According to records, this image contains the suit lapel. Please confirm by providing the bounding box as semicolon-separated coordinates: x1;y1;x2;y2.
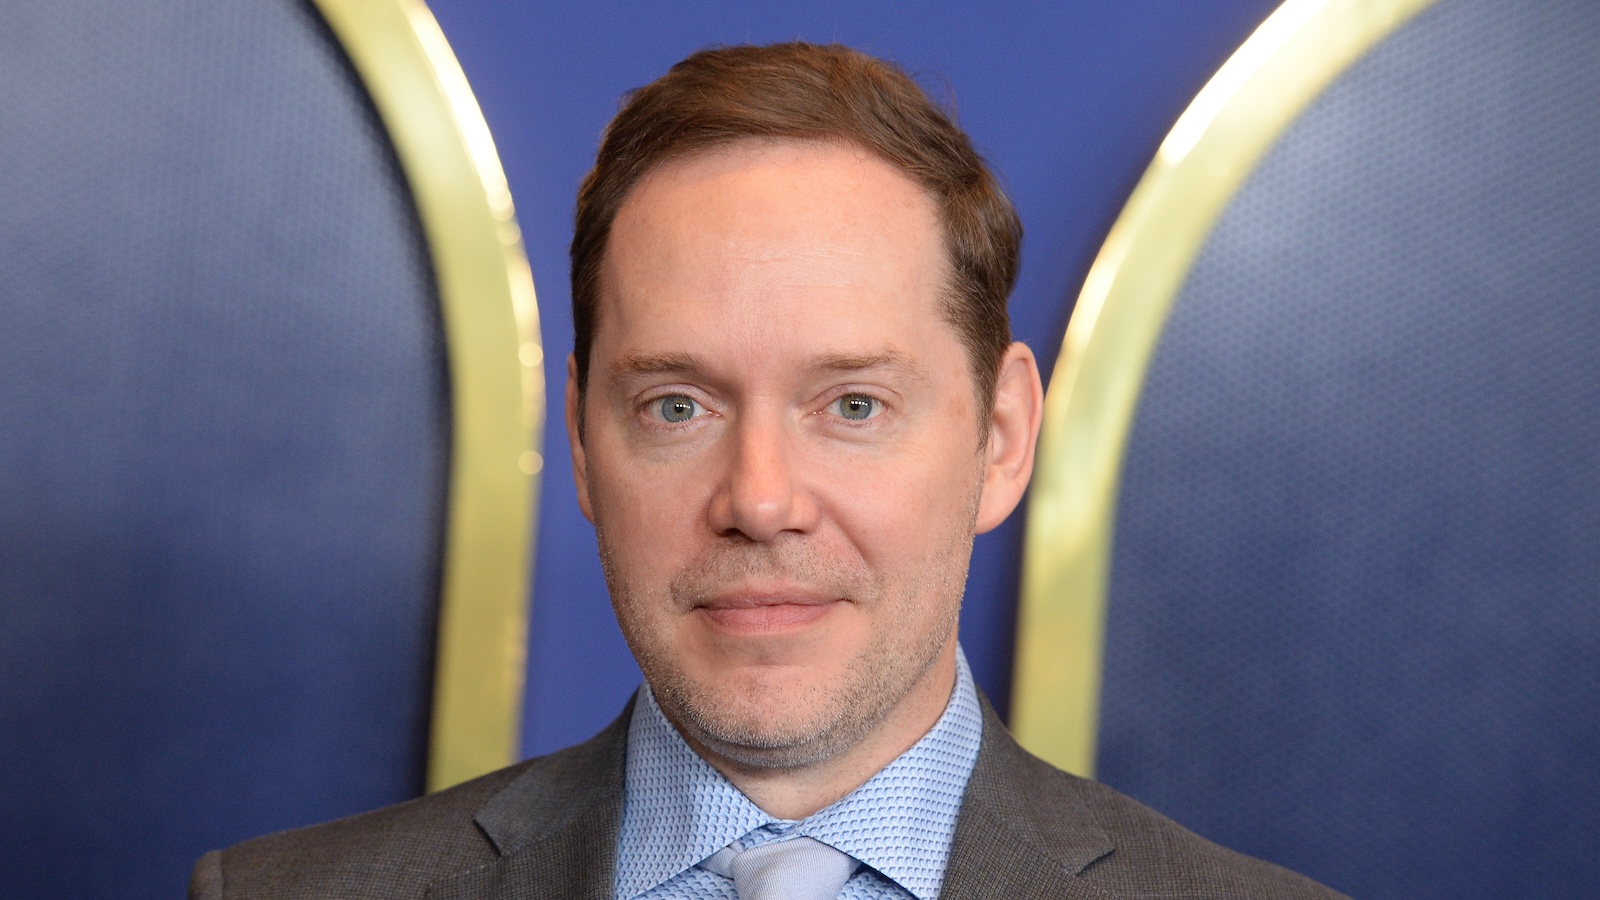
426;701;633;900
941;695;1117;900
421;693;1116;899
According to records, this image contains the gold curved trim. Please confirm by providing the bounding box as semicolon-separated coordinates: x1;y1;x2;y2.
1011;0;1436;777
312;0;543;791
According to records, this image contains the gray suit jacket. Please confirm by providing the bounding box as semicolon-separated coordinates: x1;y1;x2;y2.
191;697;1345;899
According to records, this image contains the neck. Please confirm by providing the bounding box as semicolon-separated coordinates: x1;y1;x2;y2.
682;643;960;820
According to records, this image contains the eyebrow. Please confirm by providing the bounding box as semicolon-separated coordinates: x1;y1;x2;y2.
805;350;926;380
607;349;931;384
609;351;707;380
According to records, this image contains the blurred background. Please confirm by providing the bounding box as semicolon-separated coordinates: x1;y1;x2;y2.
2;1;1595;897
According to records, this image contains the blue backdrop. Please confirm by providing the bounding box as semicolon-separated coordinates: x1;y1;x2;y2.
7;3;1595;898
1098;3;1600;895
0;1;448;894
422;0;1282;759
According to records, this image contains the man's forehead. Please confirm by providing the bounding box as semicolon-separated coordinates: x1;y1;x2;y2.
591;139;953;343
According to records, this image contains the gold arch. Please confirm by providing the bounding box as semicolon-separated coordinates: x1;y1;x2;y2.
311;0;544;791
1011;0;1436;777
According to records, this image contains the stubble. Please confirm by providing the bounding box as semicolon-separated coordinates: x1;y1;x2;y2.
596;482;979;773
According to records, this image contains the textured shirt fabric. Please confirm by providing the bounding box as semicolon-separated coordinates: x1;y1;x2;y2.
614;649;984;900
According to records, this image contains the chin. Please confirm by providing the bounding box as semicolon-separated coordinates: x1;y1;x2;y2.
654;667;866;769
682;705;864;772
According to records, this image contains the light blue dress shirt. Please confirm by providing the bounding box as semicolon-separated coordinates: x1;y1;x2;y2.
613;648;984;900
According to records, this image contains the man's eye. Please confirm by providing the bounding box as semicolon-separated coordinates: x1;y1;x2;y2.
654;395;700;423
833;394;880;421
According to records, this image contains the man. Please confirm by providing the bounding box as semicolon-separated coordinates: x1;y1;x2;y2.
193;42;1343;899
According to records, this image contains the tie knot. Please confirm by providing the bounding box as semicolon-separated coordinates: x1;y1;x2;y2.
704;836;859;900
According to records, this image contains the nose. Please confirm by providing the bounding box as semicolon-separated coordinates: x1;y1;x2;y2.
708;413;818;542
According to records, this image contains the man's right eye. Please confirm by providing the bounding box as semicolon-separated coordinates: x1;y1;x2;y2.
654;395;700;423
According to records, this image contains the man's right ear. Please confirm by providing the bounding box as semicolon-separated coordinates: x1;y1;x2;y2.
565;353;595;523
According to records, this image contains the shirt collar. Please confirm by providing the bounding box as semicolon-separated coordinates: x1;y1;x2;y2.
614;648;984;900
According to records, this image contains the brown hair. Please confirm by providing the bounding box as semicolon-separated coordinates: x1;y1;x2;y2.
570;42;1021;419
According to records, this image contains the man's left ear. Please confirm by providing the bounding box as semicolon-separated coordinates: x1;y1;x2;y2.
975;342;1044;534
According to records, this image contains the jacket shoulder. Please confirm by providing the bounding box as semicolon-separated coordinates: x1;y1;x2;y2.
191;705;632;900
190;760;532;900
1068;773;1347;899
951;696;1347;899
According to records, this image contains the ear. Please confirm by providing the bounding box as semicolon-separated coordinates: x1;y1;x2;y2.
565;353;596;524
975;342;1044;534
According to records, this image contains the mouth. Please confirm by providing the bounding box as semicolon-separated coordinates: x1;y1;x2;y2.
694;590;845;633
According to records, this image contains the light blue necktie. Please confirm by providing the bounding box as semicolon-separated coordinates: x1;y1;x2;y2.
703;836;860;900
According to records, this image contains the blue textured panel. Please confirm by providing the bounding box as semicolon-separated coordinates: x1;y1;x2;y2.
1099;1;1600;897
0;1;448;897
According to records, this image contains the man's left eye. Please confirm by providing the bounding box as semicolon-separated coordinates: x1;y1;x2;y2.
832;394;880;421
652;394;703;423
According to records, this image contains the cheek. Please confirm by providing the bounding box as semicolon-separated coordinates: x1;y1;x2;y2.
590;452;714;567
827;454;968;562
590;435;678;514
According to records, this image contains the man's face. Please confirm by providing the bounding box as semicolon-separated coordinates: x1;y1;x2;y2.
570;141;1014;772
